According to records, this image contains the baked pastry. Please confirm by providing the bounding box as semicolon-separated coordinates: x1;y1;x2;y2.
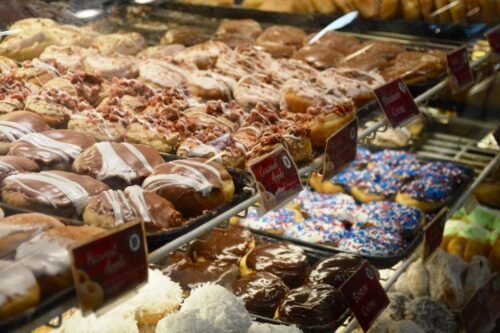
9;130;95;171
216;19;263;39
15;225;104;297
275;284;347;327
240;242;309;288
401;0;421;20
67;110;128;143
137;44;186;60
160;252;240;292
1;171;109;217
234;75;281;109
0;56;18;74
382;51;446;84
0;213;63;259
0;260;40;320
0;74;33;114
39;45;98;71
160;26;209;47
84;54;139;80
354;0;380;17
256;26;306;58
72;142;164;188
268;58;318;85
0;111;50;154
215;45;272;80
187;70;235;101
91;33;145;56
174;41;231;70
278;120;313;163
14;60;60;87
63;70;106;107
293;43;345;69
138;59;191;89
231;272;289;317
0;156;39;183
142;158;234;217
192;225;256;264
83;185;184;232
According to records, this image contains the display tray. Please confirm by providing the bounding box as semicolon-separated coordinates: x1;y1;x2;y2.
149;2;488;40
241;157;474;269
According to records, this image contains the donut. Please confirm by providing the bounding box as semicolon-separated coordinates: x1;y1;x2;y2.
275;284;347;327
278;120;313;163
0;56;18;74
160;26;209;47
8;130;95;171
72;142;164;188
282;217;346;243
232;272;289;317
292;44;345;69
192;225;256;264
257;26;306;53
0;156;39;182
234;75;281;109
91;33;145;56
240;242;309;288
354;0;380;17
0;74;33;114
235;207;304;234
401;0;422;20
215;45;273;80
211;33;255;48
39;45;98;71
138;59;191;89
381;51;446;84
338;227;407;256
174;41;231;69
349;168;402;202
216;19;263;39
0;111;50;154
142;158;234;218
137;45;186;60
83;186;184;232
187;70;235;101
67;111;128;143
379;0;400;19
308;172;345;194
63;71;106;107
267;58;318;85
293;191;356;212
396;176;458;212
84;54;138;80
1;171;109;218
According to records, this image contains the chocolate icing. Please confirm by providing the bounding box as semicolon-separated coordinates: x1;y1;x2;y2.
160;252;239;291
0;111;50;142
86;186;184;232
305;253;369;288
8;129;95;170
72;142;163;186
1;170;109;217
232;272;289;317
276;283;347;326
193;225;255;263
245;242;309;288
0;156;39;182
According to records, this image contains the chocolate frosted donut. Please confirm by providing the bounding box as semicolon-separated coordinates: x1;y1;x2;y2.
83;185;184;232
256;26;306;58
0;155;39;184
305;253;377;288
232;272;289;317
193;225;255;264
0;111;50;154
8;129;95;171
241;242;309;288
142;158;234;218
1;171;109;217
160;252;240;292
72;142;164;188
276;284;347;327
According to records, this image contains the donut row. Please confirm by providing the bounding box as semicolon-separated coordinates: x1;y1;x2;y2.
159;224;378;329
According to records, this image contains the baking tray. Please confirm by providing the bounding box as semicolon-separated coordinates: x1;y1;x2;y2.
242;157;474;269
0;158;256;252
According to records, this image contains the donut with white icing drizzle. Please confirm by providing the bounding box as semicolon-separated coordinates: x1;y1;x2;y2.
0;111;50;154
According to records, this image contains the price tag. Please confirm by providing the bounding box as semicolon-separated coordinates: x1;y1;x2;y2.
323;117;358;180
339;261;389;332
447;47;474;93
71;222;148;313
423;208;448;260
248;146;302;212
486;25;500;55
374;78;420;128
460;277;496;333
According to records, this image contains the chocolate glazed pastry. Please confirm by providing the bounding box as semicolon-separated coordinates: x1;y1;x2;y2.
192;225;256;264
241;242;309;289
0;111;50;155
275;284;347;327
72;142;164;188
0;156;39;182
232;272;289;317
8;129;95;171
142;158;235;218
305;253;379;288
160;252;240;292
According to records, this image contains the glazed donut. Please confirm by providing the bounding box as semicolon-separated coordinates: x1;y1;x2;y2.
138;59;191;89
67;111;128;143
174;41;231;70
160;26;209;47
92;33;145;56
83;185;184;232
0;156;39;182
292;44;344;69
279;120;313;163
234;75;281;109
268;58;318;85
215;46;273;80
256;26;306;58
0;29;53;61
192;225;256;263
240;242;309;288
216;19;263;39
1;171;109;217
0;111;50;154
187;70;235;101
0;260;40;320
72;142;164;188
9;130;95;171
142;158;234;217
84;54;138;80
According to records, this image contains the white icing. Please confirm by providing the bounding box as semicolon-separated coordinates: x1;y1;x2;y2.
122;143;153;172
102;186;153;224
0;120;34;141
9;172;89;214
0;161;14;173
143;174;212;196
180;138;223;162
15;236;71;276
18;133;82;163
95;142;137;183
171;159;222;184
0;260;37;306
125;186;153;222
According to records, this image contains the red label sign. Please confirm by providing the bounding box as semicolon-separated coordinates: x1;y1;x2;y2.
486;25;500;55
71;222;148;313
423;208;448;260
374;78;420;128
447;47;474;92
339;261;389;332
323;117;358;180
460;275;499;333
249;146;302;212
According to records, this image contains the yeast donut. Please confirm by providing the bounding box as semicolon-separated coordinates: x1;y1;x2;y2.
138;59;190;89
83;186;184;232
1;171;109;218
234;75;281;109
84;54;138;80
0;111;50;154
72;142;164;188
91;32;145;56
215;45;273;80
67;111;128;143
216;19;263;39
174;41;231;69
8;130;95;171
0;156;39;182
187;70;235;101
137;45;186;60
256;26;306;58
293;43;345;69
142;158;234;217
160;26;209;47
